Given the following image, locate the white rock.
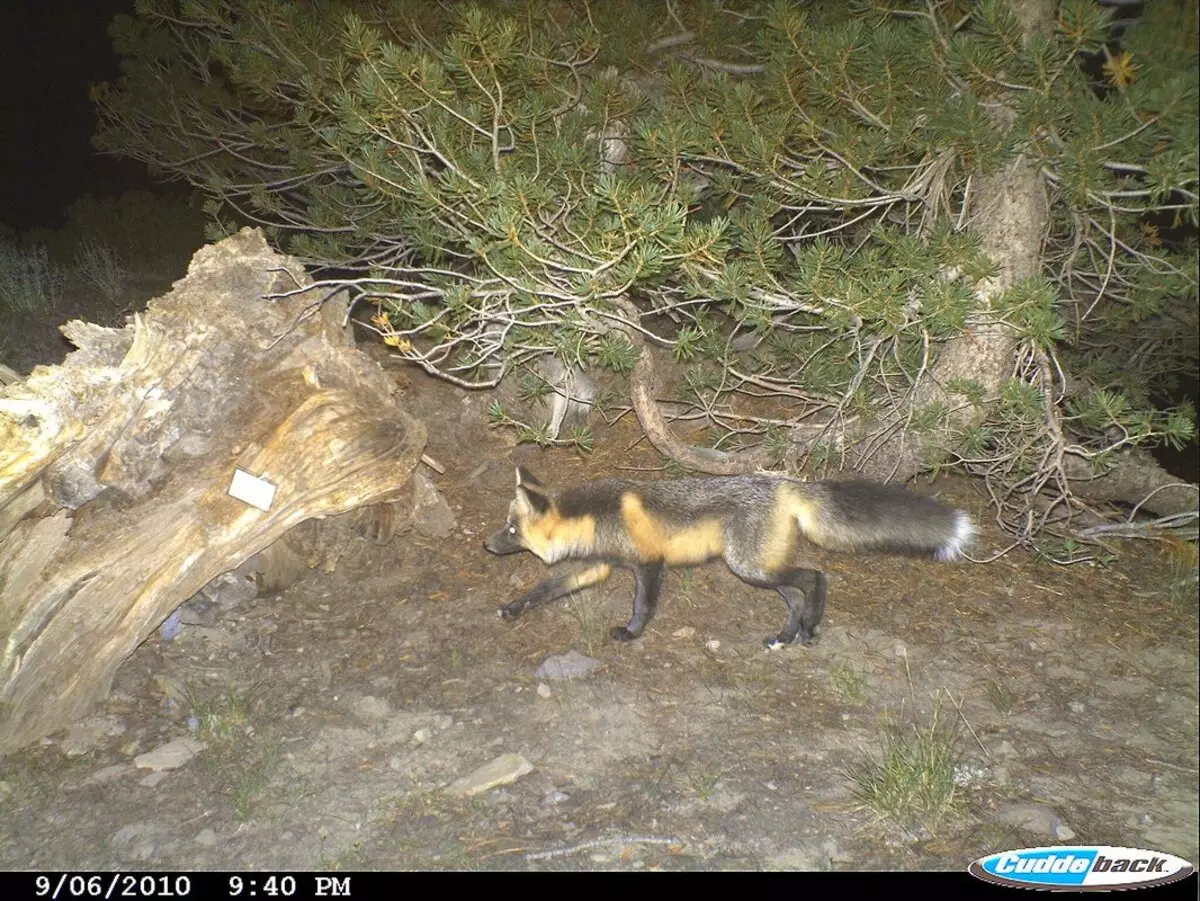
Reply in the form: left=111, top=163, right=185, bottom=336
left=133, top=737, right=206, bottom=771
left=445, top=753, right=534, bottom=797
left=535, top=650, right=602, bottom=680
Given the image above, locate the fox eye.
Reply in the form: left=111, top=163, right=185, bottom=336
left=508, top=525, right=517, bottom=535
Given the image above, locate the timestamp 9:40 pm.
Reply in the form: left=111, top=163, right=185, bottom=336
left=29, top=874, right=352, bottom=900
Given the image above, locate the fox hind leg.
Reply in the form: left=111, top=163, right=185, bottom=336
left=766, top=568, right=828, bottom=649
left=726, top=550, right=828, bottom=648
left=723, top=517, right=828, bottom=649
left=610, top=562, right=665, bottom=641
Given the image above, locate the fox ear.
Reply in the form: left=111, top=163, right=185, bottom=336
left=515, top=466, right=542, bottom=489
left=513, top=466, right=550, bottom=515
left=516, top=484, right=551, bottom=515
left=514, top=468, right=551, bottom=515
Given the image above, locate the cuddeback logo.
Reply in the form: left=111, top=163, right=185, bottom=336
left=969, top=845, right=1195, bottom=890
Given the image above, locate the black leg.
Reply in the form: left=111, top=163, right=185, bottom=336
left=499, top=564, right=612, bottom=621
left=610, top=562, right=666, bottom=641
left=764, top=568, right=828, bottom=650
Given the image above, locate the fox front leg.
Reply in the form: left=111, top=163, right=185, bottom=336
left=609, top=562, right=666, bottom=642
left=498, top=563, right=612, bottom=622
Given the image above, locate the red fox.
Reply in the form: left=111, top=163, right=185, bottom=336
left=485, top=467, right=973, bottom=648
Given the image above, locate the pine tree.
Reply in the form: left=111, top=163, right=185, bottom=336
left=92, top=0, right=1198, bottom=550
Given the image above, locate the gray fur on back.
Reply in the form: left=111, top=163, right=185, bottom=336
left=552, top=475, right=971, bottom=560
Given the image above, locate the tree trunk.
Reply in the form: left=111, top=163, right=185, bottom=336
left=0, top=228, right=427, bottom=754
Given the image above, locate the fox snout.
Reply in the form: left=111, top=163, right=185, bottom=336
left=485, top=524, right=526, bottom=555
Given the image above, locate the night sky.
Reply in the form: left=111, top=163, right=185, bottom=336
left=3, top=0, right=151, bottom=231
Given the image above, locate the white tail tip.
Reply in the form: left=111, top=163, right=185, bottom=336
left=934, top=512, right=974, bottom=561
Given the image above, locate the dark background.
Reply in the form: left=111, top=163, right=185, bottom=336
left=2, top=0, right=150, bottom=231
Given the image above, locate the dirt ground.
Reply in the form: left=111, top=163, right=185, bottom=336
left=1, top=364, right=1197, bottom=873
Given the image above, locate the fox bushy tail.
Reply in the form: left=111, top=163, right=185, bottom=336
left=792, top=480, right=973, bottom=561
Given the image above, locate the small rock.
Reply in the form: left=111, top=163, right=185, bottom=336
left=178, top=599, right=219, bottom=627
left=194, top=828, right=218, bottom=847
left=672, top=627, right=696, bottom=639
left=111, top=822, right=160, bottom=861
left=993, top=803, right=1075, bottom=840
left=545, top=790, right=570, bottom=805
left=129, top=840, right=158, bottom=861
left=193, top=567, right=259, bottom=610
left=133, top=737, right=206, bottom=772
left=59, top=715, right=127, bottom=756
left=351, top=695, right=392, bottom=724
left=158, top=610, right=183, bottom=641
left=534, top=650, right=602, bottom=681
left=411, top=728, right=432, bottom=745
left=953, top=763, right=988, bottom=787
left=1067, top=700, right=1086, bottom=714
left=536, top=683, right=552, bottom=699
left=446, top=753, right=534, bottom=797
left=378, top=716, right=416, bottom=744
left=411, top=473, right=457, bottom=539
left=705, top=639, right=720, bottom=652
left=87, top=764, right=132, bottom=785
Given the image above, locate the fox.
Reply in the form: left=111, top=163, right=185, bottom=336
left=484, top=466, right=973, bottom=649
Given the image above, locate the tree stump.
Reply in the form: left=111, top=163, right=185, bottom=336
left=0, top=228, right=427, bottom=754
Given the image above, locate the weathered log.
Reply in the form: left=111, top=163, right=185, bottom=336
left=0, top=228, right=426, bottom=754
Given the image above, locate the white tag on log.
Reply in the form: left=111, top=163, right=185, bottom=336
left=228, top=468, right=277, bottom=511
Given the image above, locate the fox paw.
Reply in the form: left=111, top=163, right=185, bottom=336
left=763, top=632, right=816, bottom=651
left=609, top=625, right=639, bottom=642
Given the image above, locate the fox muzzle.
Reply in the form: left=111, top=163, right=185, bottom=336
left=485, top=524, right=526, bottom=555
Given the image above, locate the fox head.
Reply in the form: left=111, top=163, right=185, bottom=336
left=484, top=466, right=555, bottom=559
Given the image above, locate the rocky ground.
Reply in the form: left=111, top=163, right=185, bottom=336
left=1, top=365, right=1196, bottom=874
